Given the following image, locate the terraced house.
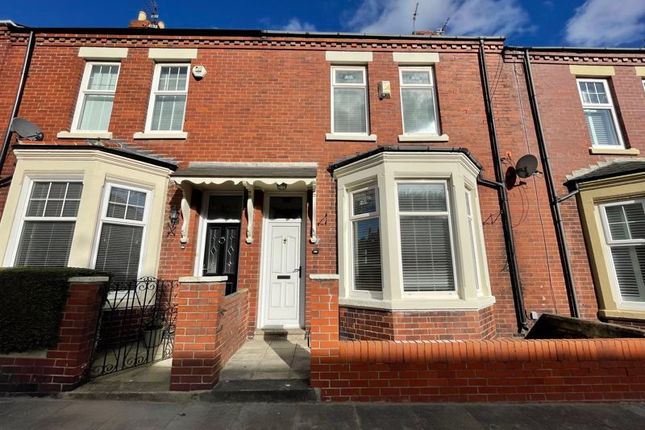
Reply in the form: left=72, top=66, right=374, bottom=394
left=0, top=16, right=644, bottom=401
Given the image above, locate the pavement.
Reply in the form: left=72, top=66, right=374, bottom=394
left=1, top=398, right=644, bottom=429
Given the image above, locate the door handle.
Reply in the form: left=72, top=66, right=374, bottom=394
left=293, top=266, right=302, bottom=278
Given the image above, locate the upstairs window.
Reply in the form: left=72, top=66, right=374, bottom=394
left=399, top=68, right=439, bottom=135
left=94, top=184, right=149, bottom=281
left=15, top=181, right=83, bottom=267
left=601, top=200, right=645, bottom=303
left=577, top=79, right=624, bottom=148
left=397, top=182, right=455, bottom=292
left=146, top=64, right=189, bottom=132
left=72, top=63, right=120, bottom=131
left=331, top=66, right=369, bottom=134
left=350, top=186, right=382, bottom=292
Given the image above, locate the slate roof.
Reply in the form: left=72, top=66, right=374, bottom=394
left=564, top=159, right=645, bottom=190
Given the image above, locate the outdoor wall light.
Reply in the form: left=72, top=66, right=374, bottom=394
left=169, top=206, right=180, bottom=235
left=276, top=183, right=288, bottom=191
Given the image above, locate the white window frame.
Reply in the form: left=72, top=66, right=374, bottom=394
left=599, top=199, right=645, bottom=306
left=465, top=187, right=483, bottom=296
left=576, top=78, right=624, bottom=148
left=144, top=63, right=190, bottom=133
left=194, top=191, right=244, bottom=277
left=91, top=182, right=152, bottom=281
left=330, top=66, right=369, bottom=135
left=71, top=62, right=120, bottom=132
left=349, top=183, right=382, bottom=297
left=8, top=177, right=83, bottom=267
left=399, top=67, right=440, bottom=136
left=394, top=180, right=458, bottom=298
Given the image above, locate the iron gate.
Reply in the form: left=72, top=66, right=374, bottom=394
left=89, top=277, right=178, bottom=378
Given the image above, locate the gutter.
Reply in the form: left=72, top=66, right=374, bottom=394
left=522, top=49, right=580, bottom=318
left=478, top=38, right=528, bottom=333
left=0, top=29, right=35, bottom=176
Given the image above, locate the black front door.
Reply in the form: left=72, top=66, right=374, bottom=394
left=203, top=223, right=240, bottom=295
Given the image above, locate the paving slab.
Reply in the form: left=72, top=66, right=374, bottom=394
left=354, top=403, right=424, bottom=430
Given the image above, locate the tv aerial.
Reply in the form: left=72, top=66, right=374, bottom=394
left=504, top=154, right=539, bottom=190
left=10, top=118, right=44, bottom=141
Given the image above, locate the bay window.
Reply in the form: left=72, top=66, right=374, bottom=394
left=14, top=181, right=83, bottom=267
left=350, top=186, right=382, bottom=292
left=334, top=150, right=493, bottom=310
left=94, top=184, right=149, bottom=281
left=600, top=200, right=645, bottom=302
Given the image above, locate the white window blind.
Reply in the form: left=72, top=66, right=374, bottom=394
left=332, top=67, right=368, bottom=134
left=350, top=186, right=382, bottom=292
left=94, top=185, right=148, bottom=281
left=15, top=181, right=82, bottom=267
left=577, top=79, right=623, bottom=147
left=400, top=68, right=438, bottom=134
left=398, top=182, right=455, bottom=292
left=602, top=201, right=645, bottom=302
left=147, top=64, right=189, bottom=131
left=73, top=63, right=120, bottom=131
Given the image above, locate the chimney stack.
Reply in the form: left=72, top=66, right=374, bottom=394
left=128, top=10, right=165, bottom=29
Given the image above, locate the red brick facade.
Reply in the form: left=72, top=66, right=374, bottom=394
left=0, top=23, right=644, bottom=353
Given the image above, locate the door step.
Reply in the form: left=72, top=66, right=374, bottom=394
left=206, top=379, right=318, bottom=403
left=254, top=328, right=308, bottom=343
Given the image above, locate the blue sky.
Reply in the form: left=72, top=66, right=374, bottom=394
left=1, top=0, right=644, bottom=47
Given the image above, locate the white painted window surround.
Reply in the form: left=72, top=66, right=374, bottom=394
left=333, top=151, right=494, bottom=311
left=576, top=78, right=624, bottom=149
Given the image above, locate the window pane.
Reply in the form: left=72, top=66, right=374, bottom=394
left=158, top=66, right=188, bottom=91
left=269, top=197, right=302, bottom=220
left=95, top=223, right=143, bottom=282
left=584, top=109, right=620, bottom=146
left=335, top=69, right=364, bottom=84
left=106, top=203, right=126, bottom=219
left=27, top=182, right=82, bottom=218
left=400, top=216, right=454, bottom=292
left=610, top=246, right=645, bottom=301
left=151, top=95, right=186, bottom=131
left=398, top=183, right=447, bottom=212
left=333, top=88, right=367, bottom=133
left=402, top=70, right=431, bottom=85
left=128, top=190, right=146, bottom=208
left=78, top=95, right=114, bottom=131
left=87, top=64, right=119, bottom=91
left=44, top=199, right=64, bottom=217
left=578, top=81, right=608, bottom=105
left=401, top=88, right=437, bottom=134
left=15, top=221, right=75, bottom=267
left=126, top=206, right=145, bottom=221
left=31, top=183, right=49, bottom=199
left=353, top=188, right=377, bottom=216
left=208, top=195, right=244, bottom=220
left=353, top=218, right=382, bottom=291
left=605, top=205, right=629, bottom=240
left=26, top=199, right=45, bottom=217
left=624, top=203, right=645, bottom=240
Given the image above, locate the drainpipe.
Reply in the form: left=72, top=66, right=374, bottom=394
left=522, top=49, right=580, bottom=318
left=0, top=29, right=36, bottom=177
left=478, top=39, right=528, bottom=333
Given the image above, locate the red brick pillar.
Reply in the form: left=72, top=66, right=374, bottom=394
left=308, top=277, right=340, bottom=390
left=170, top=277, right=226, bottom=391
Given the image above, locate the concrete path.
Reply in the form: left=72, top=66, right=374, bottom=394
left=1, top=398, right=644, bottom=429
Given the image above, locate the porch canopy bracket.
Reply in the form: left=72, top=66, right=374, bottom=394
left=172, top=161, right=318, bottom=245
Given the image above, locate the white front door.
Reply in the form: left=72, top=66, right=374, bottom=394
left=262, top=222, right=302, bottom=328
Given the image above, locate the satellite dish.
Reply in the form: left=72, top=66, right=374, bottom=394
left=515, top=154, right=538, bottom=179
left=10, top=118, right=44, bottom=141
left=505, top=166, right=518, bottom=190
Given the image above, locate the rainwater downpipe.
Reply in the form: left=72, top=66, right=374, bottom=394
left=478, top=39, right=528, bottom=333
left=0, top=29, right=36, bottom=179
left=522, top=49, right=580, bottom=318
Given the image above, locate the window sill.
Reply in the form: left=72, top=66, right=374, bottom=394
left=599, top=308, right=645, bottom=321
left=589, top=147, right=640, bottom=156
left=398, top=133, right=449, bottom=143
left=326, top=133, right=377, bottom=142
left=133, top=131, right=188, bottom=140
left=339, top=295, right=495, bottom=311
left=57, top=131, right=113, bottom=139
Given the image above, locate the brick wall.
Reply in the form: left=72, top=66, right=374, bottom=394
left=217, top=288, right=249, bottom=369
left=339, top=306, right=496, bottom=341
left=0, top=277, right=106, bottom=393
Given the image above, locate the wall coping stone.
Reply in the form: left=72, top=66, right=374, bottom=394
left=68, top=276, right=110, bottom=283
left=178, top=275, right=228, bottom=283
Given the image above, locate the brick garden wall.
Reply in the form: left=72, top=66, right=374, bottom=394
left=0, top=277, right=106, bottom=393
left=217, top=288, right=250, bottom=369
